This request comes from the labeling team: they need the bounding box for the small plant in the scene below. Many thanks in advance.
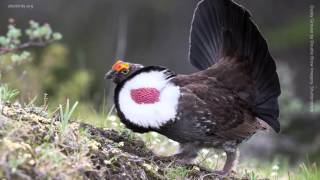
[0,84,19,102]
[296,163,320,180]
[121,129,135,141]
[244,170,259,180]
[0,19,62,76]
[165,166,189,179]
[58,99,78,133]
[271,164,280,180]
[0,19,62,55]
[0,19,62,107]
[0,18,61,115]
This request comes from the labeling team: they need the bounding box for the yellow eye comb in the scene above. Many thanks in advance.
[112,60,130,72]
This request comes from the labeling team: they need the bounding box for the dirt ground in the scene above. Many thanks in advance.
[0,102,262,180]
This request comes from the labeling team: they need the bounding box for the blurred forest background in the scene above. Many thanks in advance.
[1,0,320,173]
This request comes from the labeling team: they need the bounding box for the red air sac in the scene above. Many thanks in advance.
[130,88,160,104]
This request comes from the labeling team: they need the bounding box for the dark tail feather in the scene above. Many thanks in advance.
[188,0,281,132]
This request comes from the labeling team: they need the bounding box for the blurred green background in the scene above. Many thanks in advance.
[1,0,320,174]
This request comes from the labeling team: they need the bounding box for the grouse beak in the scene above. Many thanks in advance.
[105,69,116,80]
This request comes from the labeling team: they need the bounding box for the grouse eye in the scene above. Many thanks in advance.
[121,69,129,74]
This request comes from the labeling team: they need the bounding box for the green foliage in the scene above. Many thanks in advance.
[10,51,31,63]
[55,70,92,103]
[0,20,62,75]
[25,20,62,41]
[294,163,320,180]
[0,20,63,106]
[165,166,189,179]
[0,24,22,49]
[0,20,62,53]
[244,170,259,180]
[1,42,92,106]
[121,129,135,141]
[0,84,19,102]
[58,99,79,133]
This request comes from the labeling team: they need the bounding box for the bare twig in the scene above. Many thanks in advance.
[0,39,54,55]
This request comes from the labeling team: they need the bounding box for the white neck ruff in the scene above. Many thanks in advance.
[118,70,180,129]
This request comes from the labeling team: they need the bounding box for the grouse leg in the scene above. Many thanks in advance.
[213,148,239,177]
[172,143,200,164]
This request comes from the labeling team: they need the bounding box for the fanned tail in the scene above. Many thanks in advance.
[188,0,281,132]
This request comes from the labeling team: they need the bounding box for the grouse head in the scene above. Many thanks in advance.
[105,60,144,84]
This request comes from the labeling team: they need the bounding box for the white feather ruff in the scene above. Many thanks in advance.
[118,71,180,128]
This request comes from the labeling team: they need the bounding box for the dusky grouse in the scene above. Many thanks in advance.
[105,0,281,176]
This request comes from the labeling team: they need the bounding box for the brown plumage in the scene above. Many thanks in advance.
[105,0,281,176]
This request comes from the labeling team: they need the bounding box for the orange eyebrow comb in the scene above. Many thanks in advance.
[112,60,129,72]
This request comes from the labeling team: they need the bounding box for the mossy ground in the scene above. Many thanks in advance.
[0,102,264,180]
